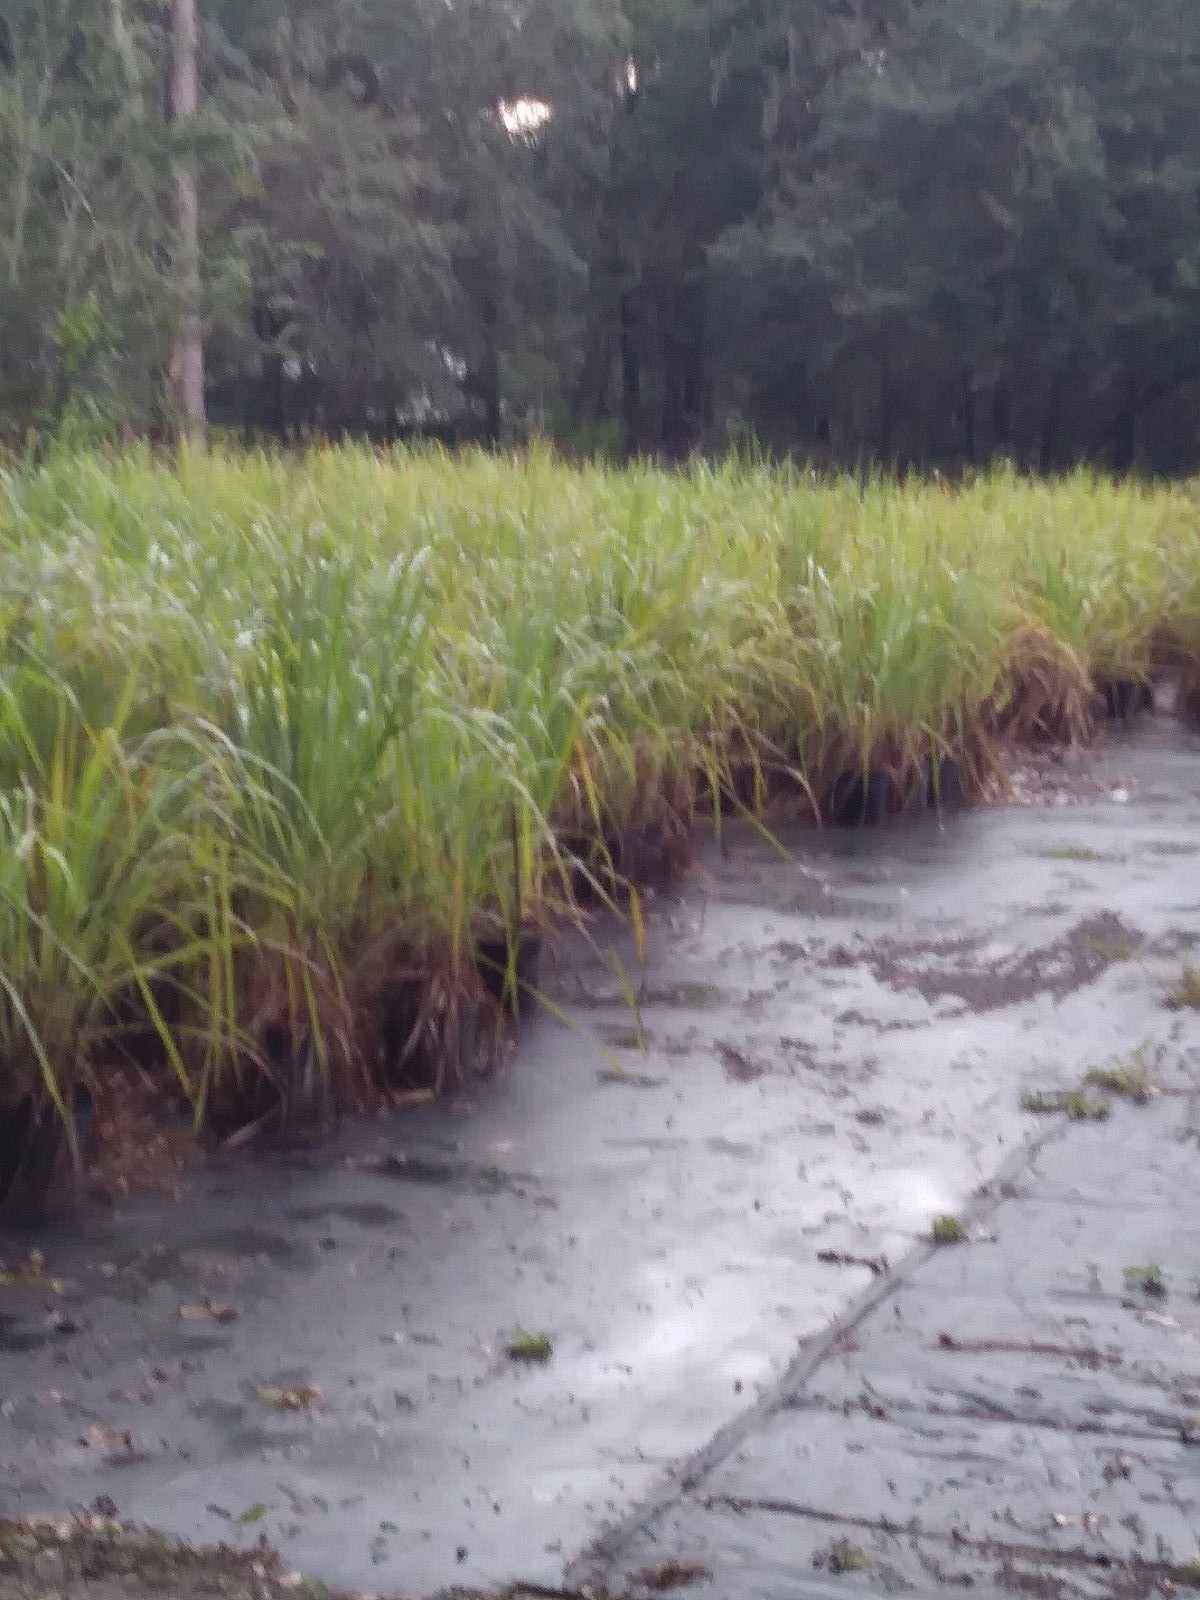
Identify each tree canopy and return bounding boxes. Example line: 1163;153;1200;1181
3;0;1200;470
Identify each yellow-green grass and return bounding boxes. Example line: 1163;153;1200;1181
0;445;1195;1140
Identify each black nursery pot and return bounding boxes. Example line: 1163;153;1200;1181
828;769;892;828
208;1026;332;1146
927;755;966;811
1101;678;1154;721
0;1086;94;1220
717;763;766;817
474;931;544;1018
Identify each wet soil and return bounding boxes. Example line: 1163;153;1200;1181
848;911;1145;1012
595;1093;1200;1600
2;719;1198;1599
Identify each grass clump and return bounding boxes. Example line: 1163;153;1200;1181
503;1328;553;1364
1123;1262;1168;1298
0;447;1197;1192
1020;1088;1063;1115
1064;1089;1112;1121
1165;966;1200;1010
815;1538;874;1575
1021;1087;1110;1119
1086;1048;1159;1103
931;1214;968;1245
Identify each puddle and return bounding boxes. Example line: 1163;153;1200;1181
190;1397;313;1457
706;1137;758;1160
605;1135;688;1152
780;893;898;921
569;981;730;1012
191;1229;310;1264
716;1041;767;1082
378;1153;549;1200
597;1024;645;1049
287;1202;404;1229
597;1068;667;1089
0;1311;48;1353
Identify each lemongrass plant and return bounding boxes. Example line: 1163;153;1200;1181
0;442;1196;1139
0;666;247;1139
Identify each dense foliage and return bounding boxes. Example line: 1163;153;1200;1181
0;446;1197;1165
4;0;1200;469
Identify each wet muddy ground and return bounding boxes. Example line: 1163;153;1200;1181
594;1092;1200;1600
1;720;1198;1599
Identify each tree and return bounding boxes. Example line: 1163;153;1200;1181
715;0;1200;469
0;0;176;438
570;0;768;455
167;0;204;439
203;0;623;442
4;0;1200;469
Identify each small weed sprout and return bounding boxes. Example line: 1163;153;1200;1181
932;1214;968;1245
1165;966;1200;1010
1020;1087;1110;1119
817;1538;874;1575
1123;1262;1168;1299
1064;1089;1111;1121
1021;1088;1062;1114
1086;1046;1158;1103
504;1328;553;1364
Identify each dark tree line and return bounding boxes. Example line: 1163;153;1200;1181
4;0;1200;471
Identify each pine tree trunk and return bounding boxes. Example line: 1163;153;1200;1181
960;368;976;464
619;289;641;450
680;277;707;445
168;0;205;441
1039;366;1064;473
878;340;896;464
480;282;501;446
991;375;1011;457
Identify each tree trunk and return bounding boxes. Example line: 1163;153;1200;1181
680;277;707;443
659;287;685;458
1107;363;1200;473
479;281;501;446
1112;375;1139;474
168;0;205;442
659;279;706;459
619;289;641;452
7;67;52;287
991;373;1012;459
1039;366;1064;473
253;301;286;438
878;339;897;464
960;367;976;465
570;313;613;430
